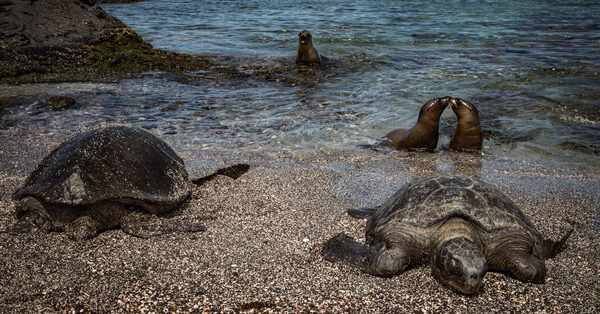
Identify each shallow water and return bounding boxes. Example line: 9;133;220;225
1;0;599;167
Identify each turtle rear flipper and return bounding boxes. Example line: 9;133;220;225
543;228;574;259
322;232;374;269
347;207;377;219
120;212;206;238
192;164;250;185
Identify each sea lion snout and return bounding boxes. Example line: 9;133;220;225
425;97;451;112
450;98;473;112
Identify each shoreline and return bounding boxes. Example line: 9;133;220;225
0;135;598;311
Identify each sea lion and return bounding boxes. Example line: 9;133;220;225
296;30;327;65
449;98;483;152
384;97;450;152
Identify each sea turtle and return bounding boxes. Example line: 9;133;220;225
9;125;249;240
323;175;572;294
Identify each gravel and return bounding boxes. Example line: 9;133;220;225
0;136;598;312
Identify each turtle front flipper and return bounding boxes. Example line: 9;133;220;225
120;212;206;238
322;232;375;270
65;216;102;241
368;246;413;277
347;207;377;219
486;233;547;283
366;223;424;277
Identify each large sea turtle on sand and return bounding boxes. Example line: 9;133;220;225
323;175;572;294
9;125;249;240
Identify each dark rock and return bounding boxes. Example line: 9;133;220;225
44;96;76;111
0;0;126;49
0;0;247;84
92;0;147;3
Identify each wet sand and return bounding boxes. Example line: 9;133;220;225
0;134;599;312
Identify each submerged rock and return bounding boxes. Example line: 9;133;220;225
44;96;76;111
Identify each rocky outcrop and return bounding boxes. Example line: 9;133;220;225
92;0;146;3
0;0;126;48
0;0;244;84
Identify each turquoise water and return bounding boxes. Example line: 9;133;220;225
1;0;599;166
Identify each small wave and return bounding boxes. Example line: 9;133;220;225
559;114;600;126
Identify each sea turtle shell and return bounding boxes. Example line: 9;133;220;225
365;175;542;244
14;125;190;214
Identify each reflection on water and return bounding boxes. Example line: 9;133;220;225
0;0;599;167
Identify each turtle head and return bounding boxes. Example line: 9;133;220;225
432;236;487;295
9;197;52;234
449;98;479;119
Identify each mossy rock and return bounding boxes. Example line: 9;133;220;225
45;96;76;111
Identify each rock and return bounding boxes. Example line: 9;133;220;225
0;0;247;84
44;96;76;111
0;0;127;49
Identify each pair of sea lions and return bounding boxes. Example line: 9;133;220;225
385;96;483;152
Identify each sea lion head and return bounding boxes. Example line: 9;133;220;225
450;98;479;122
298;30;313;46
418;97;451;126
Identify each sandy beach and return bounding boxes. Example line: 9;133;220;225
0;132;598;312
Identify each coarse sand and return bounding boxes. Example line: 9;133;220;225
0;134;599;312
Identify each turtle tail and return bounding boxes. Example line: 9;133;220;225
347;207;377;219
543;228;573;259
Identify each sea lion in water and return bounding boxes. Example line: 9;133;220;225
384;97;451;152
296;30;327;65
449;98;483;152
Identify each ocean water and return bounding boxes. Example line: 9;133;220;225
1;0;599;166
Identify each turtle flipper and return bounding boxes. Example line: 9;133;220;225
368;247;412;278
65;216;101;241
543;228;573;259
192;164;250;185
347;207;377;219
120;212;206;238
322;232;374;269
